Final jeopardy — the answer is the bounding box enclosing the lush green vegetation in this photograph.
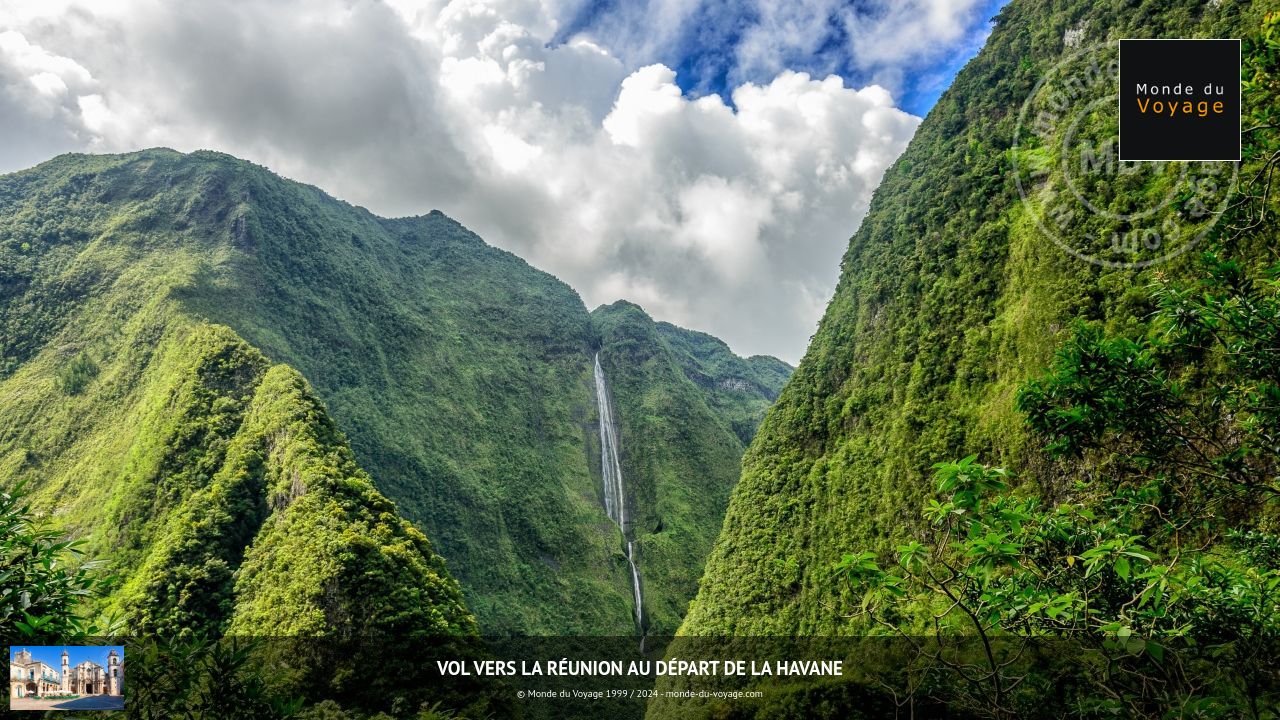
[1,302,475,641]
[683,0,1280,638]
[0,146,785,636]
[840,452,1276,716]
[1,487,491,717]
[128,636,305,720]
[103,332,476,638]
[664,6,1280,717]
[57,351,99,396]
[0,321,486,716]
[0,146,787,719]
[227,366,476,638]
[827,240,1280,716]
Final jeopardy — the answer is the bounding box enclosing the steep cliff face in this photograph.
[681,0,1279,635]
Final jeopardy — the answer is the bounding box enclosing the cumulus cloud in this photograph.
[0,28,99,169]
[0,0,923,363]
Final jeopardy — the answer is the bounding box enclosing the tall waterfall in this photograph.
[593,353,646,638]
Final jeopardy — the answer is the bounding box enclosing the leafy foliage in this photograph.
[128,635,304,720]
[0,480,119,639]
[838,456,1279,717]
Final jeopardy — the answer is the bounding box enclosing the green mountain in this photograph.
[682,0,1280,636]
[0,149,789,636]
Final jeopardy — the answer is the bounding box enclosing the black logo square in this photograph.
[1119,39,1240,161]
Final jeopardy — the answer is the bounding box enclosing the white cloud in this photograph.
[838,0,994,92]
[729,0,991,81]
[0,0,922,364]
[841,0,989,67]
[0,28,99,167]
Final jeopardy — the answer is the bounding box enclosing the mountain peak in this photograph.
[1,147,788,638]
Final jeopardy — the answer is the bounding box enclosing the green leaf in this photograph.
[1145,641,1164,663]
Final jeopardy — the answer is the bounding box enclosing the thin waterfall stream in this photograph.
[593,353,646,643]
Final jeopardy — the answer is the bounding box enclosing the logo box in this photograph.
[1119,38,1241,161]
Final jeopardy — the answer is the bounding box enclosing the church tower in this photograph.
[107,650,119,695]
[60,649,68,693]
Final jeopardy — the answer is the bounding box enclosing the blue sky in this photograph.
[9,646,124,672]
[555,0,1009,116]
[0,0,1009,363]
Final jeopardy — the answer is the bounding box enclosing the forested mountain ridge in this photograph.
[682,0,1280,636]
[654,319,793,447]
[0,303,477,638]
[0,148,789,636]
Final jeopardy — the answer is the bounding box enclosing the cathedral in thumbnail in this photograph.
[8,648,123,699]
